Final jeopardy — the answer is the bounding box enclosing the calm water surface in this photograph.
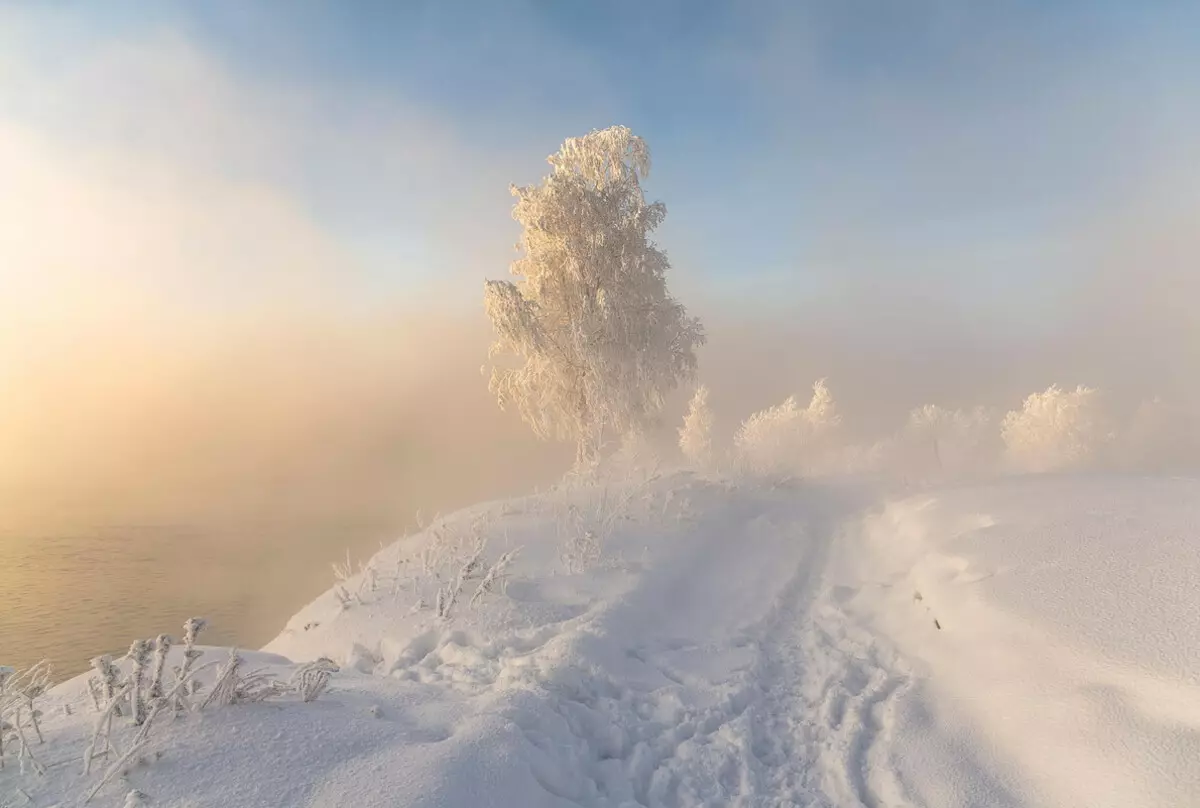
[0,520,403,680]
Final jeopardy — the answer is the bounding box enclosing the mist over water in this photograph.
[0,311,571,676]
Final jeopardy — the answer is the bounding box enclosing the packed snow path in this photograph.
[574,484,916,807]
[12,474,1200,807]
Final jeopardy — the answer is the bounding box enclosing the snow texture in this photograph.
[4,473,1198,806]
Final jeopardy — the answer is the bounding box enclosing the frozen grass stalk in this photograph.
[200,649,283,708]
[0,661,51,774]
[471,547,522,607]
[201,650,243,709]
[173,617,206,712]
[148,634,172,699]
[290,658,339,702]
[126,639,152,725]
[84,681,132,774]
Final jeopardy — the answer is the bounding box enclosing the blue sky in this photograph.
[3,1,1199,317]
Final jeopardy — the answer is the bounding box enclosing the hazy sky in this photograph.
[7,1,1199,305]
[2,2,1199,528]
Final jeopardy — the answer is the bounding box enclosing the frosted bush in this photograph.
[1002,385,1113,473]
[734,379,842,476]
[678,384,714,469]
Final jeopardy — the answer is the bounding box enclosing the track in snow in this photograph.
[491,483,916,807]
[260,477,921,808]
[682,489,915,808]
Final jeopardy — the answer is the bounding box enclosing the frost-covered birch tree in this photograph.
[484,126,705,467]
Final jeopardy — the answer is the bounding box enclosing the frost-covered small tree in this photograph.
[484,126,705,468]
[734,379,842,476]
[678,384,714,469]
[1002,384,1112,473]
[900,404,998,478]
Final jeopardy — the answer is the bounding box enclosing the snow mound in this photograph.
[5,473,1199,807]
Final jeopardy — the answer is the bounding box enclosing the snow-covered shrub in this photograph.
[678,384,714,469]
[484,125,705,468]
[1001,385,1113,473]
[734,379,843,476]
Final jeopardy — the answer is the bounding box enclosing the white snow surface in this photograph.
[6,472,1199,807]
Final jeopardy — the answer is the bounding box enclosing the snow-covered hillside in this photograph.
[5,473,1199,807]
